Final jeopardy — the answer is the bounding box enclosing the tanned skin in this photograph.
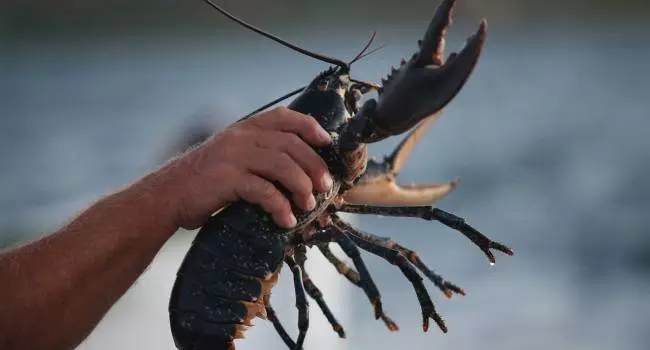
[0,107,334,350]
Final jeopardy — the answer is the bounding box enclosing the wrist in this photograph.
[116,165,182,238]
[147,146,230,230]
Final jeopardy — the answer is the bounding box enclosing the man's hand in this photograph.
[0,107,335,350]
[160,106,334,230]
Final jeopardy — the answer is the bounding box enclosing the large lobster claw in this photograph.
[370,0,486,139]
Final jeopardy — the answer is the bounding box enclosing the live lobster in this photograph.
[169,0,514,349]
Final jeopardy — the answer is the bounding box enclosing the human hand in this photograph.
[159,107,334,230]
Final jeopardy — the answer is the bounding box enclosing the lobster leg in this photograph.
[316,243,398,331]
[284,256,309,350]
[330,216,447,333]
[294,246,346,338]
[304,227,395,330]
[333,230,385,321]
[336,204,514,264]
[391,241,465,297]
[317,243,361,284]
[264,294,297,349]
[331,215,464,298]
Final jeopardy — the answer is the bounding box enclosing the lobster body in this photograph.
[170,69,354,350]
[170,1,514,349]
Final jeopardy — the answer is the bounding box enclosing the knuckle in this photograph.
[305,114,321,130]
[284,133,304,149]
[246,111,270,128]
[238,178,257,198]
[274,106,288,113]
[257,180,278,200]
[242,118,263,131]
[303,113,319,126]
[304,148,328,172]
[310,160,328,178]
[258,183,288,211]
[303,158,327,182]
[273,106,291,118]
[225,125,252,142]
[228,127,247,138]
[287,140,325,174]
[275,153,296,172]
[275,153,311,191]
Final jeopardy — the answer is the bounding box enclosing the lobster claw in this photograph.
[370,0,486,138]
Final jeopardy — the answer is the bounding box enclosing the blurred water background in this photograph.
[2,0,650,349]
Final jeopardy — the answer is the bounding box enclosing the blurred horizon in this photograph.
[3,0,650,39]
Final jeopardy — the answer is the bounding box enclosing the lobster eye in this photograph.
[317,80,329,91]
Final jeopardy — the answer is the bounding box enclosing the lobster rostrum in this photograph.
[169,0,514,349]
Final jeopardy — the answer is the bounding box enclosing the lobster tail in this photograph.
[169,203,286,349]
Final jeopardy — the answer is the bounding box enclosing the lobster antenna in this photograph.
[231,26,386,122]
[348,31,377,65]
[239,36,386,121]
[202,0,349,69]
[350,43,387,64]
[238,86,306,121]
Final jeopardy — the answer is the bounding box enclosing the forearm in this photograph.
[0,107,333,349]
[0,171,179,350]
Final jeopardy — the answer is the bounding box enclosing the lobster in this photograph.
[169,0,514,349]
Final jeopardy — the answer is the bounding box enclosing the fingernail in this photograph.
[318,128,332,143]
[287,213,297,228]
[321,173,333,191]
[306,194,317,211]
